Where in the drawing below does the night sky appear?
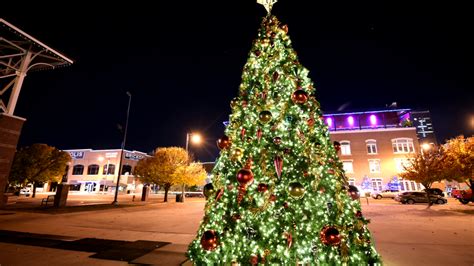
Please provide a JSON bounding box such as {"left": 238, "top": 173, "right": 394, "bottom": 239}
{"left": 2, "top": 1, "right": 473, "bottom": 162}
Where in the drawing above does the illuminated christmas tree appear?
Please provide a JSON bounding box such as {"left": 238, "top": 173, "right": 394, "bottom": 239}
{"left": 187, "top": 1, "right": 382, "bottom": 265}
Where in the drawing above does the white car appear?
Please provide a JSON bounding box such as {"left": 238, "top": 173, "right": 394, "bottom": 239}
{"left": 19, "top": 188, "right": 31, "bottom": 196}
{"left": 371, "top": 190, "right": 399, "bottom": 199}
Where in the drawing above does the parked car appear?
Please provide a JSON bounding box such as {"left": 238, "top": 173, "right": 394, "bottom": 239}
{"left": 19, "top": 188, "right": 31, "bottom": 196}
{"left": 423, "top": 188, "right": 445, "bottom": 197}
{"left": 371, "top": 190, "right": 400, "bottom": 199}
{"left": 394, "top": 191, "right": 447, "bottom": 204}
{"left": 451, "top": 189, "right": 473, "bottom": 204}
{"left": 184, "top": 191, "right": 204, "bottom": 198}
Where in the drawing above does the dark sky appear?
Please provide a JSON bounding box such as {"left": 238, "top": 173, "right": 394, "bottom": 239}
{"left": 2, "top": 1, "right": 473, "bottom": 162}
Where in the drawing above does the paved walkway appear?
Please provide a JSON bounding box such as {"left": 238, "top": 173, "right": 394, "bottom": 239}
{"left": 0, "top": 197, "right": 472, "bottom": 265}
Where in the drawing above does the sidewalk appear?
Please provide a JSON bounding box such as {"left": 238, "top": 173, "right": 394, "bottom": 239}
{"left": 0, "top": 197, "right": 473, "bottom": 265}
{"left": 0, "top": 198, "right": 204, "bottom": 265}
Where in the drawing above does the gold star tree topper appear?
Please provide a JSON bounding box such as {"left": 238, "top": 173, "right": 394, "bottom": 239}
{"left": 257, "top": 0, "right": 278, "bottom": 14}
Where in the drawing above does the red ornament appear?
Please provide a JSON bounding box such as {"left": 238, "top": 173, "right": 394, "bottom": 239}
{"left": 232, "top": 214, "right": 241, "bottom": 221}
{"left": 283, "top": 202, "right": 289, "bottom": 208}
{"left": 274, "top": 155, "right": 283, "bottom": 179}
{"left": 241, "top": 128, "right": 246, "bottom": 140}
{"left": 356, "top": 210, "right": 363, "bottom": 218}
{"left": 303, "top": 171, "right": 309, "bottom": 177}
{"left": 257, "top": 128, "right": 263, "bottom": 142}
{"left": 236, "top": 168, "right": 254, "bottom": 204}
{"left": 307, "top": 117, "right": 315, "bottom": 127}
{"left": 348, "top": 185, "right": 360, "bottom": 200}
{"left": 327, "top": 169, "right": 335, "bottom": 175}
{"left": 242, "top": 101, "right": 248, "bottom": 108}
{"left": 201, "top": 230, "right": 219, "bottom": 251}
{"left": 237, "top": 169, "right": 254, "bottom": 186}
{"left": 250, "top": 255, "right": 258, "bottom": 265}
{"left": 284, "top": 232, "right": 293, "bottom": 248}
{"left": 270, "top": 194, "right": 277, "bottom": 202}
{"left": 255, "top": 50, "right": 261, "bottom": 57}
{"left": 273, "top": 71, "right": 279, "bottom": 82}
{"left": 291, "top": 90, "right": 308, "bottom": 104}
{"left": 320, "top": 226, "right": 341, "bottom": 246}
{"left": 257, "top": 183, "right": 268, "bottom": 193}
{"left": 215, "top": 188, "right": 224, "bottom": 201}
{"left": 217, "top": 136, "right": 231, "bottom": 150}
{"left": 273, "top": 136, "right": 282, "bottom": 145}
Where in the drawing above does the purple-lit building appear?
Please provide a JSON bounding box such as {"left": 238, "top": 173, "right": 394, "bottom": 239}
{"left": 323, "top": 108, "right": 433, "bottom": 193}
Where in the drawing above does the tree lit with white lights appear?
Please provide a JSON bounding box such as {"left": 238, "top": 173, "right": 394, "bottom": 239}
{"left": 187, "top": 12, "right": 382, "bottom": 265}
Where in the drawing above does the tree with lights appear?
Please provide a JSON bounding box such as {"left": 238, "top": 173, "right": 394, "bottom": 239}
{"left": 187, "top": 1, "right": 382, "bottom": 264}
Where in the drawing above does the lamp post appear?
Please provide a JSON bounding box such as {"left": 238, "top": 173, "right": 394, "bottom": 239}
{"left": 181, "top": 132, "right": 202, "bottom": 202}
{"left": 112, "top": 91, "right": 132, "bottom": 205}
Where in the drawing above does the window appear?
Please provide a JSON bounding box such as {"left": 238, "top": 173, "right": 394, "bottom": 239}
{"left": 392, "top": 138, "right": 415, "bottom": 153}
{"left": 103, "top": 164, "right": 115, "bottom": 175}
{"left": 348, "top": 178, "right": 356, "bottom": 186}
{"left": 340, "top": 141, "right": 351, "bottom": 155}
{"left": 371, "top": 178, "right": 383, "bottom": 191}
{"left": 399, "top": 179, "right": 422, "bottom": 192}
{"left": 342, "top": 161, "right": 353, "bottom": 173}
{"left": 366, "top": 140, "right": 377, "bottom": 154}
{"left": 122, "top": 165, "right": 132, "bottom": 175}
{"left": 87, "top": 164, "right": 99, "bottom": 175}
{"left": 368, "top": 159, "right": 381, "bottom": 173}
{"left": 394, "top": 158, "right": 411, "bottom": 173}
{"left": 72, "top": 165, "right": 84, "bottom": 175}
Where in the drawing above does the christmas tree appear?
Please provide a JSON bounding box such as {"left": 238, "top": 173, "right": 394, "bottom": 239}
{"left": 187, "top": 2, "right": 382, "bottom": 265}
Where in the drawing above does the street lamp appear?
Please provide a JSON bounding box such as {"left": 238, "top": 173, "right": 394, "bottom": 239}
{"left": 181, "top": 132, "right": 202, "bottom": 202}
{"left": 112, "top": 91, "right": 132, "bottom": 205}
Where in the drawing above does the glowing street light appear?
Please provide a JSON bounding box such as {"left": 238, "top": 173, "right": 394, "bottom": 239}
{"left": 191, "top": 134, "right": 202, "bottom": 145}
{"left": 180, "top": 132, "right": 203, "bottom": 202}
{"left": 422, "top": 143, "right": 431, "bottom": 151}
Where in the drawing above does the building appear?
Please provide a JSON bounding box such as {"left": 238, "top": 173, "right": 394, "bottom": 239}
{"left": 63, "top": 149, "right": 149, "bottom": 193}
{"left": 323, "top": 108, "right": 429, "bottom": 193}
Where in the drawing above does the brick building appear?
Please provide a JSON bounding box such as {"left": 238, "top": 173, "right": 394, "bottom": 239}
{"left": 62, "top": 149, "right": 149, "bottom": 193}
{"left": 323, "top": 108, "right": 428, "bottom": 193}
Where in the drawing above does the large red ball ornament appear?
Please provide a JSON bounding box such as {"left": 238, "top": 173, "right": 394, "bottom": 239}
{"left": 291, "top": 90, "right": 308, "bottom": 104}
{"left": 217, "top": 136, "right": 231, "bottom": 150}
{"left": 237, "top": 169, "right": 254, "bottom": 186}
{"left": 320, "top": 226, "right": 341, "bottom": 246}
{"left": 201, "top": 230, "right": 219, "bottom": 251}
{"left": 348, "top": 185, "right": 360, "bottom": 200}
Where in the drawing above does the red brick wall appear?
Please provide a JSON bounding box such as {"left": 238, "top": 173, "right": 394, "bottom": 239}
{"left": 0, "top": 114, "right": 25, "bottom": 207}
{"left": 329, "top": 127, "right": 420, "bottom": 190}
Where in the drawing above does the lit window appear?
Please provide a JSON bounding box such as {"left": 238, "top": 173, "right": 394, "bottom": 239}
{"left": 72, "top": 165, "right": 84, "bottom": 175}
{"left": 340, "top": 141, "right": 351, "bottom": 155}
{"left": 368, "top": 159, "right": 381, "bottom": 173}
{"left": 122, "top": 165, "right": 132, "bottom": 175}
{"left": 371, "top": 178, "right": 383, "bottom": 191}
{"left": 366, "top": 140, "right": 377, "bottom": 154}
{"left": 103, "top": 164, "right": 116, "bottom": 175}
{"left": 392, "top": 138, "right": 415, "bottom": 154}
{"left": 87, "top": 164, "right": 99, "bottom": 175}
{"left": 342, "top": 161, "right": 353, "bottom": 173}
